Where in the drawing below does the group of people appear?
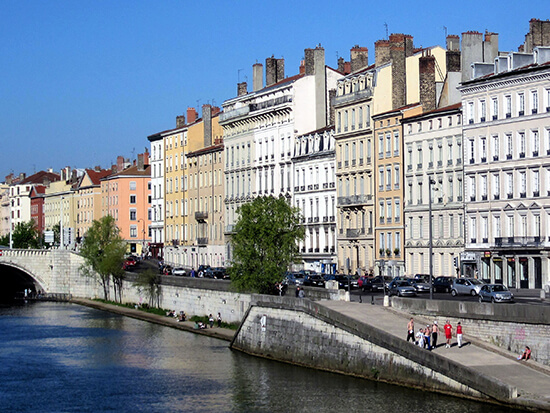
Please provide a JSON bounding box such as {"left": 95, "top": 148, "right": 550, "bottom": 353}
{"left": 407, "top": 318, "right": 463, "bottom": 350}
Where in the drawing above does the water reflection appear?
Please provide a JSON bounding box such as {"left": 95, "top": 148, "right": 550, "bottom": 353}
{"left": 0, "top": 302, "right": 520, "bottom": 413}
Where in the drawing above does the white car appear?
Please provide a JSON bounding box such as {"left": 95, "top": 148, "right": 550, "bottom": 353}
{"left": 172, "top": 267, "right": 186, "bottom": 276}
{"left": 451, "top": 278, "right": 484, "bottom": 296}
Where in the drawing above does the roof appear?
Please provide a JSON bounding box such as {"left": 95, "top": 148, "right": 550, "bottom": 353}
{"left": 372, "top": 102, "right": 421, "bottom": 119}
{"left": 296, "top": 125, "right": 334, "bottom": 139}
{"left": 461, "top": 60, "right": 550, "bottom": 86}
{"left": 402, "top": 103, "right": 462, "bottom": 122}
{"left": 18, "top": 170, "right": 60, "bottom": 185}
{"left": 86, "top": 169, "right": 112, "bottom": 185}
{"left": 102, "top": 164, "right": 150, "bottom": 180}
{"left": 187, "top": 143, "right": 224, "bottom": 158}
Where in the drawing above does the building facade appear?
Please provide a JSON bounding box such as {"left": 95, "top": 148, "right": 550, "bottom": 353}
{"left": 293, "top": 126, "right": 337, "bottom": 273}
{"left": 403, "top": 104, "right": 464, "bottom": 277}
{"left": 460, "top": 47, "right": 550, "bottom": 289}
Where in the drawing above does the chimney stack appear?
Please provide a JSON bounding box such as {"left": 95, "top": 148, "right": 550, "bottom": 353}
{"left": 237, "top": 82, "right": 247, "bottom": 96}
{"left": 202, "top": 104, "right": 212, "bottom": 147}
{"left": 187, "top": 107, "right": 198, "bottom": 124}
{"left": 350, "top": 45, "right": 369, "bottom": 72}
{"left": 137, "top": 153, "right": 145, "bottom": 171}
{"left": 419, "top": 50, "right": 436, "bottom": 112}
{"left": 176, "top": 114, "right": 186, "bottom": 128}
{"left": 390, "top": 34, "right": 413, "bottom": 109}
{"left": 375, "top": 40, "right": 391, "bottom": 66}
{"left": 253, "top": 63, "right": 263, "bottom": 91}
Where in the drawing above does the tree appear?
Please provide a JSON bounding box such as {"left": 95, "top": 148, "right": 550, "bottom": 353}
{"left": 133, "top": 269, "right": 162, "bottom": 308}
{"left": 229, "top": 195, "right": 305, "bottom": 294}
{"left": 11, "top": 220, "right": 41, "bottom": 249}
{"left": 80, "top": 216, "right": 127, "bottom": 302}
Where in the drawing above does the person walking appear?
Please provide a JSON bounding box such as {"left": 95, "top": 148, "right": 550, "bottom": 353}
{"left": 406, "top": 317, "right": 415, "bottom": 342}
{"left": 444, "top": 320, "right": 453, "bottom": 348}
{"left": 456, "top": 322, "right": 463, "bottom": 348}
{"left": 424, "top": 325, "right": 432, "bottom": 350}
{"left": 416, "top": 328, "right": 425, "bottom": 348}
{"left": 208, "top": 314, "right": 214, "bottom": 328}
{"left": 217, "top": 312, "right": 222, "bottom": 328}
{"left": 432, "top": 321, "right": 439, "bottom": 349}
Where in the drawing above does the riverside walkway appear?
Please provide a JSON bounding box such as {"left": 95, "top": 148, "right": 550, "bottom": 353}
{"left": 321, "top": 300, "right": 550, "bottom": 411}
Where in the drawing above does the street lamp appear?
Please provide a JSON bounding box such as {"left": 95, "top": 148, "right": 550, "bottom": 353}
{"left": 9, "top": 199, "right": 13, "bottom": 249}
{"left": 138, "top": 218, "right": 145, "bottom": 255}
{"left": 428, "top": 178, "right": 436, "bottom": 300}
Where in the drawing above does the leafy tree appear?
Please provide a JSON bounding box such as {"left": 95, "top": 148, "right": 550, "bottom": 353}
{"left": 133, "top": 269, "right": 162, "bottom": 308}
{"left": 229, "top": 195, "right": 304, "bottom": 293}
{"left": 11, "top": 220, "right": 41, "bottom": 249}
{"left": 80, "top": 216, "right": 127, "bottom": 302}
{"left": 0, "top": 234, "right": 9, "bottom": 247}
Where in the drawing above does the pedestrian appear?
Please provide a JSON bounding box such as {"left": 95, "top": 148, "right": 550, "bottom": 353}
{"left": 416, "top": 328, "right": 425, "bottom": 348}
{"left": 424, "top": 325, "right": 432, "bottom": 350}
{"left": 432, "top": 321, "right": 439, "bottom": 349}
{"left": 295, "top": 286, "right": 300, "bottom": 298}
{"left": 406, "top": 317, "right": 415, "bottom": 342}
{"left": 190, "top": 268, "right": 196, "bottom": 277}
{"left": 517, "top": 346, "right": 531, "bottom": 361}
{"left": 209, "top": 314, "right": 214, "bottom": 328}
{"left": 444, "top": 320, "right": 453, "bottom": 348}
{"left": 456, "top": 321, "right": 463, "bottom": 348}
{"left": 298, "top": 287, "right": 305, "bottom": 298}
{"left": 217, "top": 312, "right": 222, "bottom": 328}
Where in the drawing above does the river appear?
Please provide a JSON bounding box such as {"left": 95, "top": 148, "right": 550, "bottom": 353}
{"left": 0, "top": 302, "right": 519, "bottom": 412}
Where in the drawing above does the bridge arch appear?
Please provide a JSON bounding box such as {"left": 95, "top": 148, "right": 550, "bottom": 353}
{"left": 0, "top": 262, "right": 46, "bottom": 301}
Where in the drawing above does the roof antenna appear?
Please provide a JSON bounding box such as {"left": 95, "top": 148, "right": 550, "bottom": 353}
{"left": 384, "top": 22, "right": 389, "bottom": 40}
{"left": 444, "top": 26, "right": 448, "bottom": 39}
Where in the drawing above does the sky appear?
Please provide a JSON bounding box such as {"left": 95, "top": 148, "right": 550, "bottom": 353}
{"left": 1, "top": 0, "right": 548, "bottom": 180}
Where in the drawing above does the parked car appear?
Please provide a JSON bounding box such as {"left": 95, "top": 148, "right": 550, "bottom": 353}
{"left": 450, "top": 278, "right": 485, "bottom": 296}
{"left": 323, "top": 274, "right": 352, "bottom": 289}
{"left": 197, "top": 265, "right": 210, "bottom": 277}
{"left": 211, "top": 267, "right": 228, "bottom": 279}
{"left": 433, "top": 276, "right": 455, "bottom": 293}
{"left": 302, "top": 274, "right": 325, "bottom": 288}
{"left": 284, "top": 272, "right": 305, "bottom": 286}
{"left": 386, "top": 280, "right": 417, "bottom": 297}
{"left": 362, "top": 275, "right": 392, "bottom": 292}
{"left": 408, "top": 278, "right": 431, "bottom": 293}
{"left": 478, "top": 284, "right": 514, "bottom": 303}
{"left": 172, "top": 267, "right": 186, "bottom": 276}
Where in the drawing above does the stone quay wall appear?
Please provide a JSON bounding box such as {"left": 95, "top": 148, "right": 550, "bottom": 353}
{"left": 391, "top": 297, "right": 550, "bottom": 366}
{"left": 231, "top": 296, "right": 517, "bottom": 405}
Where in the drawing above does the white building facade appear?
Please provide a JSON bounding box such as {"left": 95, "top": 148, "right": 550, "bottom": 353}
{"left": 459, "top": 47, "right": 550, "bottom": 289}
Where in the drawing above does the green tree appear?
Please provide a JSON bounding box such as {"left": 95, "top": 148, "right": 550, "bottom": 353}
{"left": 80, "top": 216, "right": 127, "bottom": 302}
{"left": 229, "top": 195, "right": 304, "bottom": 293}
{"left": 133, "top": 268, "right": 162, "bottom": 308}
{"left": 11, "top": 220, "right": 41, "bottom": 249}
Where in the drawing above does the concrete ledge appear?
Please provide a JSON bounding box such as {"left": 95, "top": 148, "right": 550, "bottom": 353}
{"left": 232, "top": 296, "right": 517, "bottom": 403}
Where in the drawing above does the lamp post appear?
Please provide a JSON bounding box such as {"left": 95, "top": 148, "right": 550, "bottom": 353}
{"left": 60, "top": 196, "right": 64, "bottom": 250}
{"left": 138, "top": 218, "right": 145, "bottom": 255}
{"left": 429, "top": 178, "right": 435, "bottom": 300}
{"left": 9, "top": 199, "right": 13, "bottom": 249}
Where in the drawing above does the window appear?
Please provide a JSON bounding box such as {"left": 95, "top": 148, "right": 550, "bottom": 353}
{"left": 532, "top": 130, "right": 539, "bottom": 156}
{"left": 468, "top": 101, "right": 474, "bottom": 123}
{"left": 130, "top": 209, "right": 137, "bottom": 221}
{"left": 130, "top": 225, "right": 137, "bottom": 238}
{"left": 531, "top": 90, "right": 538, "bottom": 114}
{"left": 129, "top": 181, "right": 136, "bottom": 190}
{"left": 533, "top": 170, "right": 540, "bottom": 196}
{"left": 470, "top": 217, "right": 477, "bottom": 242}
{"left": 480, "top": 137, "right": 487, "bottom": 161}
{"left": 394, "top": 164, "right": 400, "bottom": 189}
{"left": 492, "top": 135, "right": 499, "bottom": 160}
{"left": 506, "top": 134, "right": 513, "bottom": 159}
{"left": 419, "top": 216, "right": 424, "bottom": 238}
{"left": 493, "top": 173, "right": 500, "bottom": 199}
{"left": 470, "top": 176, "right": 476, "bottom": 200}
{"left": 378, "top": 167, "right": 384, "bottom": 191}
{"left": 344, "top": 110, "right": 349, "bottom": 131}
{"left": 130, "top": 195, "right": 136, "bottom": 204}
{"left": 449, "top": 215, "right": 455, "bottom": 238}
{"left": 479, "top": 100, "right": 486, "bottom": 122}
{"left": 469, "top": 139, "right": 475, "bottom": 163}
{"left": 386, "top": 166, "right": 391, "bottom": 190}
{"left": 494, "top": 215, "right": 501, "bottom": 238}
{"left": 385, "top": 132, "right": 391, "bottom": 156}
{"left": 518, "top": 93, "right": 525, "bottom": 116}
{"left": 395, "top": 199, "right": 400, "bottom": 222}
{"left": 393, "top": 131, "right": 399, "bottom": 156}
{"left": 506, "top": 173, "right": 513, "bottom": 197}
{"left": 351, "top": 108, "right": 356, "bottom": 130}
{"left": 492, "top": 97, "right": 498, "bottom": 120}
{"left": 481, "top": 175, "right": 487, "bottom": 199}
{"left": 518, "top": 132, "right": 526, "bottom": 157}
{"left": 505, "top": 95, "right": 512, "bottom": 117}
{"left": 378, "top": 133, "right": 384, "bottom": 158}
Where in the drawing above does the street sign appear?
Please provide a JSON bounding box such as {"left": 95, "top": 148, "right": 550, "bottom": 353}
{"left": 44, "top": 230, "right": 54, "bottom": 244}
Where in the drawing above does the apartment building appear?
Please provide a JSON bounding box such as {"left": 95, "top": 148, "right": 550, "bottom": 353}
{"left": 403, "top": 104, "right": 464, "bottom": 277}
{"left": 459, "top": 46, "right": 550, "bottom": 289}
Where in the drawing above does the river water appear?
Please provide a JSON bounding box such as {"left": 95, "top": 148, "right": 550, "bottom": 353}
{"left": 0, "top": 302, "right": 519, "bottom": 413}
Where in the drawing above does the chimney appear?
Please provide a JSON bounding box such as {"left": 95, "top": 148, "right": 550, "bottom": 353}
{"left": 446, "top": 35, "right": 461, "bottom": 72}
{"left": 176, "top": 114, "right": 186, "bottom": 128}
{"left": 350, "top": 45, "right": 369, "bottom": 72}
{"left": 313, "top": 46, "right": 327, "bottom": 129}
{"left": 187, "top": 107, "right": 198, "bottom": 124}
{"left": 390, "top": 34, "right": 412, "bottom": 109}
{"left": 266, "top": 56, "right": 277, "bottom": 86}
{"left": 461, "top": 31, "right": 483, "bottom": 82}
{"left": 137, "top": 153, "right": 144, "bottom": 171}
{"left": 299, "top": 59, "right": 306, "bottom": 74}
{"left": 522, "top": 19, "right": 550, "bottom": 53}
{"left": 328, "top": 88, "right": 336, "bottom": 125}
{"left": 484, "top": 31, "right": 499, "bottom": 63}
{"left": 237, "top": 81, "right": 247, "bottom": 96}
{"left": 276, "top": 58, "right": 284, "bottom": 82}
{"left": 419, "top": 51, "right": 436, "bottom": 112}
{"left": 203, "top": 104, "right": 212, "bottom": 147}
{"left": 253, "top": 63, "right": 263, "bottom": 91}
{"left": 212, "top": 106, "right": 221, "bottom": 116}
{"left": 304, "top": 48, "right": 315, "bottom": 75}
{"left": 337, "top": 57, "right": 346, "bottom": 73}
{"left": 446, "top": 34, "right": 460, "bottom": 51}
{"left": 375, "top": 39, "right": 391, "bottom": 66}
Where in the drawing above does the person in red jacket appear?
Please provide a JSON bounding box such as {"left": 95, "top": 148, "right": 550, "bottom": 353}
{"left": 456, "top": 321, "right": 463, "bottom": 348}
{"left": 444, "top": 320, "right": 453, "bottom": 348}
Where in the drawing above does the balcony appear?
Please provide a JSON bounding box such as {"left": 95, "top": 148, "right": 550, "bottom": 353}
{"left": 337, "top": 194, "right": 372, "bottom": 207}
{"left": 171, "top": 239, "right": 180, "bottom": 246}
{"left": 323, "top": 183, "right": 329, "bottom": 189}
{"left": 447, "top": 159, "right": 453, "bottom": 166}
{"left": 323, "top": 216, "right": 329, "bottom": 222}
{"left": 469, "top": 158, "right": 475, "bottom": 164}
{"left": 533, "top": 191, "right": 539, "bottom": 197}
{"left": 481, "top": 157, "right": 486, "bottom": 163}
{"left": 295, "top": 186, "right": 300, "bottom": 192}
{"left": 329, "top": 182, "right": 335, "bottom": 188}
{"left": 492, "top": 115, "right": 498, "bottom": 120}
{"left": 494, "top": 194, "right": 500, "bottom": 200}
{"left": 493, "top": 155, "right": 499, "bottom": 161}
{"left": 520, "top": 192, "right": 526, "bottom": 198}
{"left": 482, "top": 195, "right": 488, "bottom": 201}
{"left": 333, "top": 86, "right": 373, "bottom": 106}
{"left": 313, "top": 217, "right": 319, "bottom": 223}
{"left": 346, "top": 228, "right": 365, "bottom": 238}
{"left": 195, "top": 211, "right": 208, "bottom": 222}
{"left": 506, "top": 154, "right": 512, "bottom": 160}
{"left": 196, "top": 237, "right": 208, "bottom": 246}
{"left": 494, "top": 236, "right": 541, "bottom": 247}
{"left": 225, "top": 225, "right": 236, "bottom": 234}
{"left": 519, "top": 152, "right": 525, "bottom": 158}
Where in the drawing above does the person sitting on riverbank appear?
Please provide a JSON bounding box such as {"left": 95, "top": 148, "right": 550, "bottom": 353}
{"left": 517, "top": 346, "right": 531, "bottom": 361}
{"left": 178, "top": 311, "right": 187, "bottom": 322}
{"left": 166, "top": 310, "right": 176, "bottom": 317}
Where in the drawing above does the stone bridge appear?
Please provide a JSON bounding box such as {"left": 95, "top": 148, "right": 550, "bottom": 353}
{"left": 0, "top": 249, "right": 101, "bottom": 300}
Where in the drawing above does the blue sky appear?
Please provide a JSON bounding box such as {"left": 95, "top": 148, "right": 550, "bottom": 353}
{"left": 1, "top": 0, "right": 548, "bottom": 179}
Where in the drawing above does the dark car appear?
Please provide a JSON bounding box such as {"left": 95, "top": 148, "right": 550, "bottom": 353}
{"left": 433, "top": 276, "right": 455, "bottom": 293}
{"left": 211, "top": 267, "right": 228, "bottom": 279}
{"left": 407, "top": 278, "right": 431, "bottom": 293}
{"left": 302, "top": 274, "right": 325, "bottom": 288}
{"left": 387, "top": 280, "right": 417, "bottom": 297}
{"left": 284, "top": 272, "right": 305, "bottom": 286}
{"left": 362, "top": 275, "right": 392, "bottom": 292}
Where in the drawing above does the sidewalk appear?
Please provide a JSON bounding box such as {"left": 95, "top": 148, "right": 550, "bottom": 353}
{"left": 320, "top": 300, "right": 550, "bottom": 410}
{"left": 71, "top": 298, "right": 236, "bottom": 341}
